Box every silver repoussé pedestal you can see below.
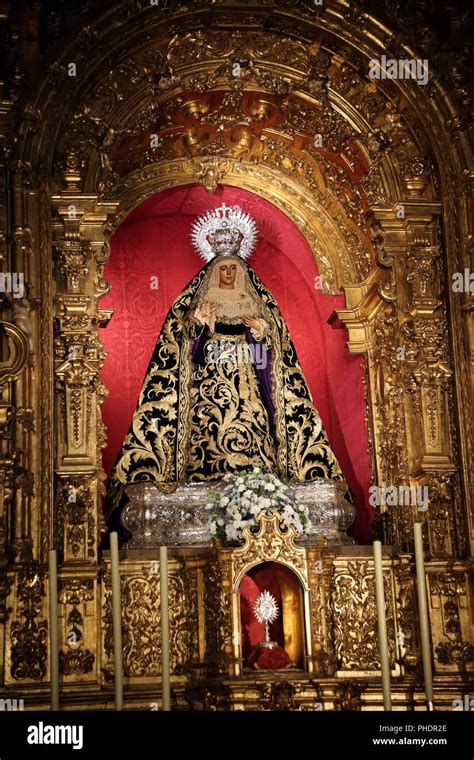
[120,479,356,548]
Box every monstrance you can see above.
[254,590,279,650]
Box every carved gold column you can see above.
[51,161,118,687]
[333,203,463,554]
[0,90,42,689]
[331,209,410,546]
[399,210,458,558]
[334,201,473,688]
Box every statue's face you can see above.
[219,263,237,286]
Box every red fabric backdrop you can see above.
[99,184,373,542]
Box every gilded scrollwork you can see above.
[393,562,418,675]
[405,246,442,317]
[102,560,197,680]
[307,549,336,676]
[0,568,13,625]
[331,559,396,671]
[203,556,233,677]
[372,304,410,545]
[229,512,308,589]
[58,579,95,676]
[429,571,474,667]
[9,566,48,681]
[56,477,96,563]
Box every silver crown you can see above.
[190,203,258,262]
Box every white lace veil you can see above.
[199,256,260,318]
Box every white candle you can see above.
[110,532,124,711]
[373,540,392,710]
[48,549,59,711]
[160,546,170,711]
[414,522,434,710]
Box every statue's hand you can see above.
[195,301,216,331]
[244,315,267,342]
[243,315,261,332]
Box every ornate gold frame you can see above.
[0,1,472,708]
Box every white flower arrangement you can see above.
[205,468,312,546]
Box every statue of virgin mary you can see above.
[106,203,350,516]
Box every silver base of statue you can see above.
[120,479,355,548]
[293,479,356,547]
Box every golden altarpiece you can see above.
[0,0,473,711]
